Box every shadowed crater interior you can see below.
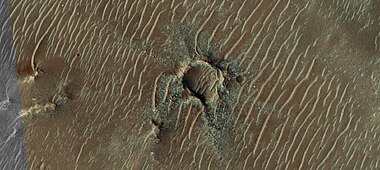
[182,60,224,106]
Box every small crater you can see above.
[181,60,224,105]
[235,75,245,83]
[35,65,45,74]
[51,94,68,107]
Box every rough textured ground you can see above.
[6,0,380,169]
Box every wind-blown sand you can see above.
[6,0,380,169]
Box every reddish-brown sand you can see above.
[9,0,380,169]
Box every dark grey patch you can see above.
[0,0,28,169]
[154,20,245,159]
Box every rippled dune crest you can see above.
[8,0,380,169]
